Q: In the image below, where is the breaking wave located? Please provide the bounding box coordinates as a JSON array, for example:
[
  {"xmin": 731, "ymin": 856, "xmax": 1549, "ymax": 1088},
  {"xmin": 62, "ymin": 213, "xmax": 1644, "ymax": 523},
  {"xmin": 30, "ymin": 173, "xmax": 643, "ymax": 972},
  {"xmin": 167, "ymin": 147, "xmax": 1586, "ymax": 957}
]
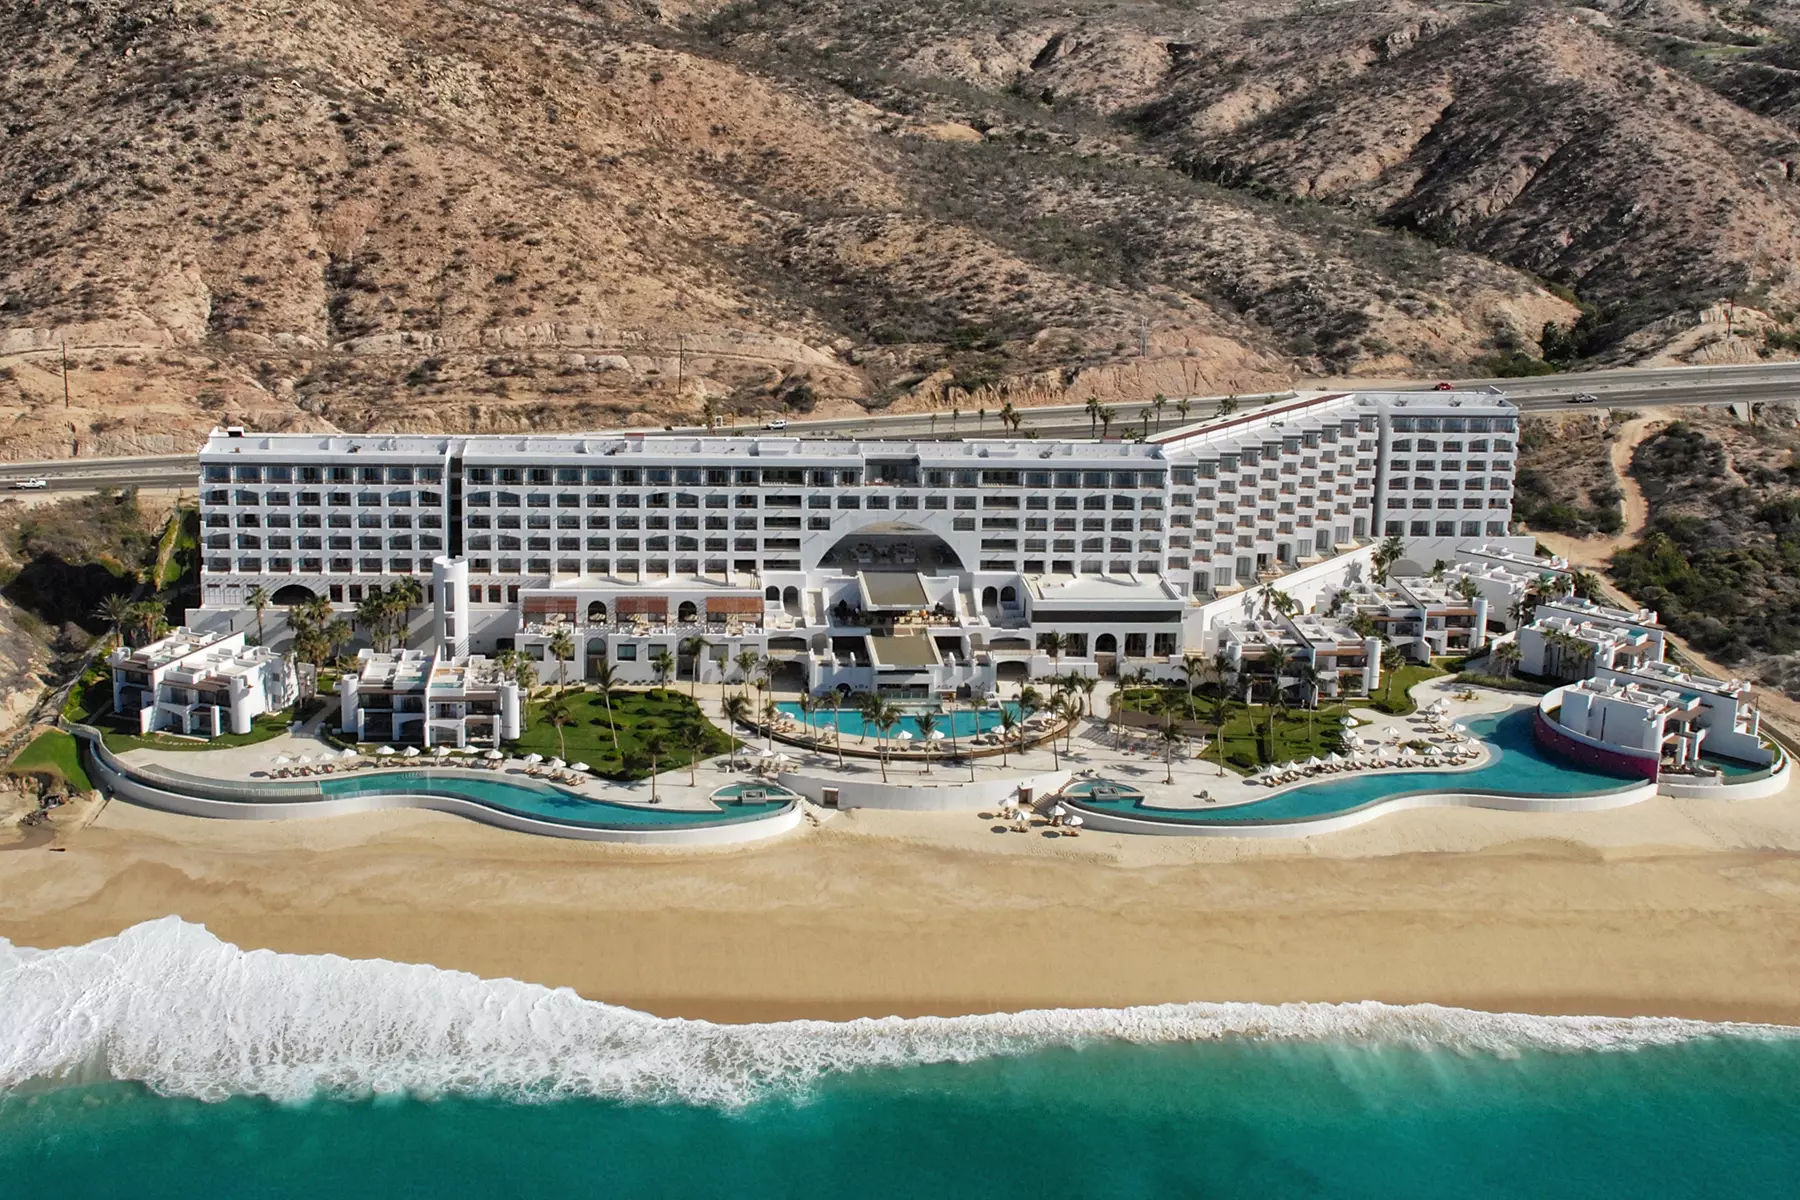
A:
[{"xmin": 2, "ymin": 918, "xmax": 1792, "ymax": 1106}]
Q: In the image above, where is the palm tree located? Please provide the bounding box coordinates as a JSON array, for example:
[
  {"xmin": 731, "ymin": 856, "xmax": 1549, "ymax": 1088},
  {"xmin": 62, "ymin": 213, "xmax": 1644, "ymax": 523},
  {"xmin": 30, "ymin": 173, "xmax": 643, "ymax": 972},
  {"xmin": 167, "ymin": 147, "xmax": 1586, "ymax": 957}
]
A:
[
  {"xmin": 721, "ymin": 693, "xmax": 751, "ymax": 769},
  {"xmin": 543, "ymin": 694, "xmax": 573, "ymax": 760},
  {"xmin": 1018, "ymin": 684, "xmax": 1044, "ymax": 720},
  {"xmin": 1218, "ymin": 396, "xmax": 1239, "ymax": 417},
  {"xmin": 391, "ymin": 576, "xmax": 424, "ymax": 642},
  {"xmin": 761, "ymin": 697, "xmax": 780, "ymax": 750},
  {"xmin": 873, "ymin": 701, "xmax": 901, "ymax": 783},
  {"xmin": 1492, "ymin": 641, "xmax": 1522, "ymax": 679},
  {"xmin": 825, "ymin": 688, "xmax": 845, "ymax": 768},
  {"xmin": 734, "ymin": 647, "xmax": 760, "ymax": 697},
  {"xmin": 915, "ymin": 710, "xmax": 938, "ymax": 774},
  {"xmin": 590, "ymin": 660, "xmax": 622, "ymax": 752},
  {"xmin": 548, "ymin": 628, "xmax": 575, "ymax": 694},
  {"xmin": 1085, "ymin": 395, "xmax": 1101, "ymax": 438},
  {"xmin": 1047, "ymin": 695, "xmax": 1075, "ymax": 770},
  {"xmin": 94, "ymin": 593, "xmax": 134, "ymax": 647},
  {"xmin": 1042, "ymin": 632, "xmax": 1066, "ymax": 669},
  {"xmin": 679, "ymin": 635, "xmax": 709, "ymax": 698},
  {"xmin": 1157, "ymin": 708, "xmax": 1183, "ymax": 785},
  {"xmin": 641, "ymin": 730, "xmax": 670, "ymax": 802},
  {"xmin": 796, "ymin": 691, "xmax": 817, "ymax": 746},
  {"xmin": 1570, "ymin": 569, "xmax": 1600, "ymax": 600},
  {"xmin": 1176, "ymin": 397, "xmax": 1191, "ymax": 423},
  {"xmin": 1264, "ymin": 693, "xmax": 1291, "ymax": 765},
  {"xmin": 1098, "ymin": 406, "xmax": 1116, "ymax": 440},
  {"xmin": 1265, "ymin": 644, "xmax": 1295, "ymax": 708},
  {"xmin": 247, "ymin": 586, "xmax": 270, "ymax": 644},
  {"xmin": 1295, "ymin": 662, "xmax": 1323, "ymax": 740},
  {"xmin": 650, "ymin": 647, "xmax": 676, "ymax": 691},
  {"xmin": 681, "ymin": 722, "xmax": 709, "ymax": 787},
  {"xmin": 854, "ymin": 690, "xmax": 881, "ymax": 745},
  {"xmin": 1206, "ymin": 693, "xmax": 1237, "ymax": 776},
  {"xmin": 997, "ymin": 707, "xmax": 1020, "ymax": 767},
  {"xmin": 514, "ymin": 659, "xmax": 538, "ymax": 728},
  {"xmin": 129, "ymin": 598, "xmax": 164, "ymax": 647},
  {"xmin": 1373, "ymin": 534, "xmax": 1406, "ymax": 585},
  {"xmin": 1153, "ymin": 393, "xmax": 1168, "ymax": 430}
]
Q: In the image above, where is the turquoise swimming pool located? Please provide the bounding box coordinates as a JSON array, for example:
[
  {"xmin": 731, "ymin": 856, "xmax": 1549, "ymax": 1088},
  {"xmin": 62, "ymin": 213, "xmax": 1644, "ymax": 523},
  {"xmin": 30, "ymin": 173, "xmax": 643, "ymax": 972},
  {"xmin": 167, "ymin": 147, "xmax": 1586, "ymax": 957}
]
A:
[
  {"xmin": 1064, "ymin": 709, "xmax": 1644, "ymax": 827},
  {"xmin": 319, "ymin": 770, "xmax": 792, "ymax": 828},
  {"xmin": 777, "ymin": 701, "xmax": 1022, "ymax": 741},
  {"xmin": 1060, "ymin": 779, "xmax": 1145, "ymax": 802}
]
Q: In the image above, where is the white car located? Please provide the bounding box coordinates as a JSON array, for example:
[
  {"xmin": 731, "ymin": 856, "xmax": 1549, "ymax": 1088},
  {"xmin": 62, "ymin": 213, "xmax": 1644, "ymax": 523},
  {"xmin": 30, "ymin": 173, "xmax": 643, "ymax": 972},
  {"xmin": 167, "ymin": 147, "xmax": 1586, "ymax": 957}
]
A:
[
  {"xmin": 762, "ymin": 418, "xmax": 788, "ymax": 431},
  {"xmin": 12, "ymin": 478, "xmax": 47, "ymax": 490}
]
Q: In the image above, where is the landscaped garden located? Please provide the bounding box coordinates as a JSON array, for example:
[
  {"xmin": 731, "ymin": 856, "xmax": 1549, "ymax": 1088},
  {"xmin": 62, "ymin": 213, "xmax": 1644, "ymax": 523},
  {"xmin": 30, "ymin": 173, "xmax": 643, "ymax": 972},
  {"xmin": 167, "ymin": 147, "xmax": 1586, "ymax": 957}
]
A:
[
  {"xmin": 1369, "ymin": 663, "xmax": 1447, "ymax": 715},
  {"xmin": 512, "ymin": 687, "xmax": 736, "ymax": 781},
  {"xmin": 9, "ymin": 730, "xmax": 94, "ymax": 791},
  {"xmin": 98, "ymin": 711, "xmax": 299, "ymax": 754},
  {"xmin": 1113, "ymin": 685, "xmax": 1363, "ymax": 772}
]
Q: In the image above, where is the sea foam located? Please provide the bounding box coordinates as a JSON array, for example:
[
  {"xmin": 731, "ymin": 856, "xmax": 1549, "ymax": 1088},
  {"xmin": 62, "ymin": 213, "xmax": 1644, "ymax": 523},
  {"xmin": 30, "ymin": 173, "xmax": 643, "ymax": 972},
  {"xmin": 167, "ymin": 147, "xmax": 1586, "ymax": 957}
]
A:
[{"xmin": 1, "ymin": 918, "xmax": 1791, "ymax": 1106}]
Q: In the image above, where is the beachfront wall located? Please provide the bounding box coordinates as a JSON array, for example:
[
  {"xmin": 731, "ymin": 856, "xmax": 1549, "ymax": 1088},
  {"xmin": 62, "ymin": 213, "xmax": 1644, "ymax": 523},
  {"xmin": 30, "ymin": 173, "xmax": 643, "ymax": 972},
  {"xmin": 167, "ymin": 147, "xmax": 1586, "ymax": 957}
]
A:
[
  {"xmin": 1531, "ymin": 691, "xmax": 1660, "ymax": 781},
  {"xmin": 70, "ymin": 724, "xmax": 802, "ymax": 846},
  {"xmin": 779, "ymin": 768, "xmax": 1071, "ymax": 811}
]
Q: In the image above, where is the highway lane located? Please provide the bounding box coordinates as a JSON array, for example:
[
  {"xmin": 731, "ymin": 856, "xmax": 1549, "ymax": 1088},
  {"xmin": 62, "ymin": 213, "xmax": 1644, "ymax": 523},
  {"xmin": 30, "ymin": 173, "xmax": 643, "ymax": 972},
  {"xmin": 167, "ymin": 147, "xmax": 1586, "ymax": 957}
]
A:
[{"xmin": 1, "ymin": 362, "xmax": 1796, "ymax": 489}]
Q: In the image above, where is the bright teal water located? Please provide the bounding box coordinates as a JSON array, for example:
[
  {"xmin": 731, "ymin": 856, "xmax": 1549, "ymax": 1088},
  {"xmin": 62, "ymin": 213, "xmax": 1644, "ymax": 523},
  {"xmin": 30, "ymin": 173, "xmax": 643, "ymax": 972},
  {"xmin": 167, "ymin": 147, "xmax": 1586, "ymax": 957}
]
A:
[
  {"xmin": 5, "ymin": 1037, "xmax": 1798, "ymax": 1198},
  {"xmin": 1062, "ymin": 779, "xmax": 1145, "ymax": 801},
  {"xmin": 1069, "ymin": 709, "xmax": 1640, "ymax": 826},
  {"xmin": 319, "ymin": 770, "xmax": 790, "ymax": 827},
  {"xmin": 779, "ymin": 701, "xmax": 1020, "ymax": 740}
]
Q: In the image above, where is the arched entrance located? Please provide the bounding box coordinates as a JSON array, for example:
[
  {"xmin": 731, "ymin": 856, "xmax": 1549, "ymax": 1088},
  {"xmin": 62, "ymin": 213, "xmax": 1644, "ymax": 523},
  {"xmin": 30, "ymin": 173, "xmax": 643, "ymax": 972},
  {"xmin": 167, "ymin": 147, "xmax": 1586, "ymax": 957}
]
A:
[
  {"xmin": 1095, "ymin": 633, "xmax": 1118, "ymax": 653},
  {"xmin": 587, "ymin": 600, "xmax": 606, "ymax": 625},
  {"xmin": 1095, "ymin": 632, "xmax": 1118, "ymax": 679},
  {"xmin": 817, "ymin": 524, "xmax": 966, "ymax": 572},
  {"xmin": 781, "ymin": 586, "xmax": 802, "ymax": 617},
  {"xmin": 765, "ymin": 585, "xmax": 781, "ymax": 602},
  {"xmin": 271, "ymin": 583, "xmax": 317, "ymax": 607}
]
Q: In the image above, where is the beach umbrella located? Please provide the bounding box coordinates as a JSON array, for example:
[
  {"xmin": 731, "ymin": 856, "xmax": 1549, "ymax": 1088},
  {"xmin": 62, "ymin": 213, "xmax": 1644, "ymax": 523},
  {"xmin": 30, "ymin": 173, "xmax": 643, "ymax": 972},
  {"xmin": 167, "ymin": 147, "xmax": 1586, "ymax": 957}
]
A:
[
  {"xmin": 376, "ymin": 746, "xmax": 395, "ymax": 757},
  {"xmin": 435, "ymin": 745, "xmax": 451, "ymax": 757},
  {"xmin": 1304, "ymin": 756, "xmax": 1322, "ymax": 769},
  {"xmin": 548, "ymin": 758, "xmax": 566, "ymax": 770},
  {"xmin": 401, "ymin": 746, "xmax": 420, "ymax": 758},
  {"xmin": 759, "ymin": 747, "xmax": 777, "ymax": 759},
  {"xmin": 339, "ymin": 747, "xmax": 358, "ymax": 760},
  {"xmin": 1339, "ymin": 716, "xmax": 1359, "ymax": 728},
  {"xmin": 1065, "ymin": 815, "xmax": 1083, "ymax": 828},
  {"xmin": 272, "ymin": 754, "xmax": 291, "ymax": 766},
  {"xmin": 569, "ymin": 762, "xmax": 590, "ymax": 774},
  {"xmin": 1425, "ymin": 744, "xmax": 1444, "ymax": 757},
  {"xmin": 927, "ymin": 729, "xmax": 946, "ymax": 742},
  {"xmin": 1326, "ymin": 753, "xmax": 1344, "ymax": 765},
  {"xmin": 485, "ymin": 749, "xmax": 504, "ymax": 761},
  {"xmin": 294, "ymin": 754, "xmax": 312, "ymax": 766},
  {"xmin": 1050, "ymin": 803, "xmax": 1068, "ymax": 818},
  {"xmin": 523, "ymin": 753, "xmax": 543, "ymax": 765}
]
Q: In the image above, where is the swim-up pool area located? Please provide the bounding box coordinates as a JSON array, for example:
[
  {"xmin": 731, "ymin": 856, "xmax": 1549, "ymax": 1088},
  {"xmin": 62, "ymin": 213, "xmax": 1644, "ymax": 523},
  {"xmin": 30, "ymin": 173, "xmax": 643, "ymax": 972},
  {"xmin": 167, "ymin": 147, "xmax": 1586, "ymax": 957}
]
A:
[
  {"xmin": 777, "ymin": 701, "xmax": 1021, "ymax": 740},
  {"xmin": 1062, "ymin": 709, "xmax": 1646, "ymax": 829},
  {"xmin": 315, "ymin": 770, "xmax": 795, "ymax": 828}
]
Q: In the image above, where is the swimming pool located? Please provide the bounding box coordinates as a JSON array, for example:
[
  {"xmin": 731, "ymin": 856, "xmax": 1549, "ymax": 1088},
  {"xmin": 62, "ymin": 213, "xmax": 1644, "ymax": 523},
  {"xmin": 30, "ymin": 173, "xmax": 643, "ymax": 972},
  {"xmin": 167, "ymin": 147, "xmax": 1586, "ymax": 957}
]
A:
[
  {"xmin": 777, "ymin": 701, "xmax": 1022, "ymax": 741},
  {"xmin": 1059, "ymin": 779, "xmax": 1145, "ymax": 803},
  {"xmin": 1064, "ymin": 709, "xmax": 1644, "ymax": 827},
  {"xmin": 319, "ymin": 770, "xmax": 792, "ymax": 828}
]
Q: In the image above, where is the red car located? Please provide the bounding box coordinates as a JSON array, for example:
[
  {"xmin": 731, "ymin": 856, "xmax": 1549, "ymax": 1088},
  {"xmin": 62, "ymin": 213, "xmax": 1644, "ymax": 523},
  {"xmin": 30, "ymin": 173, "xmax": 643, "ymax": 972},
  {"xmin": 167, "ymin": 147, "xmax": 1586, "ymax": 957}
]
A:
[{"xmin": 1433, "ymin": 381, "xmax": 1454, "ymax": 391}]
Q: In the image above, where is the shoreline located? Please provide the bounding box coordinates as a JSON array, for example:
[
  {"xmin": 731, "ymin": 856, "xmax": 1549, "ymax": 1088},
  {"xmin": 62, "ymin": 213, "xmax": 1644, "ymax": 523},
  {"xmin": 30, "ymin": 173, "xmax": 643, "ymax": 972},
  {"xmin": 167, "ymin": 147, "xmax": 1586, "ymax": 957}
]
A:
[{"xmin": 5, "ymin": 788, "xmax": 1800, "ymax": 1029}]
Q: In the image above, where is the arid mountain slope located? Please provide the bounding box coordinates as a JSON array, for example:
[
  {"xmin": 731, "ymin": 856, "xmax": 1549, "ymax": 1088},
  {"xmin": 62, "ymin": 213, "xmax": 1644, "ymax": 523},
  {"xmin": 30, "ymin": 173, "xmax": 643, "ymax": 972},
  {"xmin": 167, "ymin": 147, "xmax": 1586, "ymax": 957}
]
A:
[{"xmin": 4, "ymin": 0, "xmax": 1795, "ymax": 456}]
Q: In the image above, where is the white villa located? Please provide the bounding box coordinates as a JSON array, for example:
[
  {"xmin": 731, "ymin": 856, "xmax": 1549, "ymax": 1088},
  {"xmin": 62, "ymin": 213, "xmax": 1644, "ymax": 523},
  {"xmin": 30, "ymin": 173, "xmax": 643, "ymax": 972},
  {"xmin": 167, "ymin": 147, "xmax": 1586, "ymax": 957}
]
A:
[
  {"xmin": 337, "ymin": 645, "xmax": 522, "ymax": 748},
  {"xmin": 109, "ymin": 628, "xmax": 297, "ymax": 738},
  {"xmin": 1517, "ymin": 596, "xmax": 1666, "ymax": 679}
]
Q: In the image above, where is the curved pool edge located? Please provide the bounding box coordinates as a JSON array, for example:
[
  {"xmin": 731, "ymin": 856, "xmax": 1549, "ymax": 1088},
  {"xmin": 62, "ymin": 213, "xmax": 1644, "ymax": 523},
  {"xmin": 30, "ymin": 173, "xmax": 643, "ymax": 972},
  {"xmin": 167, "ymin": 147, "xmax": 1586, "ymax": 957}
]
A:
[
  {"xmin": 1063, "ymin": 779, "xmax": 1661, "ymax": 838},
  {"xmin": 68, "ymin": 723, "xmax": 805, "ymax": 847}
]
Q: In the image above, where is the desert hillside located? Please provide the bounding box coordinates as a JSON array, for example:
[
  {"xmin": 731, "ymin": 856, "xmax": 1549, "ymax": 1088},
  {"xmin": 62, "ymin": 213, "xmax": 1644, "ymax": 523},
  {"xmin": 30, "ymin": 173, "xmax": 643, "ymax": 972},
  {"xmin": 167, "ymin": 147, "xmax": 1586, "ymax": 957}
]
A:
[{"xmin": 2, "ymin": 1, "xmax": 1797, "ymax": 455}]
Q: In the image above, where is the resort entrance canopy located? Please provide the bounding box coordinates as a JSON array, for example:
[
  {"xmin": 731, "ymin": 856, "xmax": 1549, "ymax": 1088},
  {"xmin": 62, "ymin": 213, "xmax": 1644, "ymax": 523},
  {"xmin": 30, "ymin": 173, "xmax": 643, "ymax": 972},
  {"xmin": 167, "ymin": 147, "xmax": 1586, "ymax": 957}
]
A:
[{"xmin": 858, "ymin": 571, "xmax": 928, "ymax": 611}]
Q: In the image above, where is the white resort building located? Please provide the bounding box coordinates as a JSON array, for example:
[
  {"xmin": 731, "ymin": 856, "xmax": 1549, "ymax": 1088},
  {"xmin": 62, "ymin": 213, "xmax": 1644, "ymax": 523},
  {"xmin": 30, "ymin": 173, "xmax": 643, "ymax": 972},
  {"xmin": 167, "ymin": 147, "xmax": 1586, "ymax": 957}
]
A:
[
  {"xmin": 109, "ymin": 628, "xmax": 298, "ymax": 738},
  {"xmin": 1517, "ymin": 596, "xmax": 1667, "ymax": 679},
  {"xmin": 187, "ymin": 390, "xmax": 1521, "ymax": 697},
  {"xmin": 337, "ymin": 646, "xmax": 523, "ymax": 748}
]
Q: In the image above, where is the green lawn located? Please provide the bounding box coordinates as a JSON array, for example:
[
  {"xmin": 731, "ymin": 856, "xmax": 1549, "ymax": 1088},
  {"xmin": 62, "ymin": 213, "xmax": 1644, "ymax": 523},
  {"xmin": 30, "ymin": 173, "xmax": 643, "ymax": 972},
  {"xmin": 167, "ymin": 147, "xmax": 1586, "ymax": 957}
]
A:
[
  {"xmin": 61, "ymin": 666, "xmax": 112, "ymax": 724},
  {"xmin": 100, "ymin": 711, "xmax": 295, "ymax": 753},
  {"xmin": 511, "ymin": 688, "xmax": 736, "ymax": 780},
  {"xmin": 1370, "ymin": 663, "xmax": 1447, "ymax": 715},
  {"xmin": 9, "ymin": 730, "xmax": 94, "ymax": 791},
  {"xmin": 1113, "ymin": 686, "xmax": 1362, "ymax": 772}
]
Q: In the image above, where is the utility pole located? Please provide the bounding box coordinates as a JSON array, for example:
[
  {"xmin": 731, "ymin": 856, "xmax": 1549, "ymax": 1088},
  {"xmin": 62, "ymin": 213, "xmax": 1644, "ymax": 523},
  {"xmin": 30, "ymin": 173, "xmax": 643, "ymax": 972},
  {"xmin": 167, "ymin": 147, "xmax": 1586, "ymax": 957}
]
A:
[
  {"xmin": 675, "ymin": 333, "xmax": 685, "ymax": 400},
  {"xmin": 60, "ymin": 340, "xmax": 71, "ymax": 409}
]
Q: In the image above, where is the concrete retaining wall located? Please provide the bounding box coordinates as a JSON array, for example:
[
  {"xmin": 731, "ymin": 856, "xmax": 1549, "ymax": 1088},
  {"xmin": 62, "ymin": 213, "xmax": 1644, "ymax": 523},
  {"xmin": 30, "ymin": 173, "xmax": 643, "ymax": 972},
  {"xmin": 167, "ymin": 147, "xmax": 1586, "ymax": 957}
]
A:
[
  {"xmin": 779, "ymin": 767, "xmax": 1071, "ymax": 811},
  {"xmin": 74, "ymin": 725, "xmax": 803, "ymax": 846},
  {"xmin": 1657, "ymin": 756, "xmax": 1791, "ymax": 801},
  {"xmin": 1532, "ymin": 695, "xmax": 1660, "ymax": 780},
  {"xmin": 1069, "ymin": 779, "xmax": 1659, "ymax": 839}
]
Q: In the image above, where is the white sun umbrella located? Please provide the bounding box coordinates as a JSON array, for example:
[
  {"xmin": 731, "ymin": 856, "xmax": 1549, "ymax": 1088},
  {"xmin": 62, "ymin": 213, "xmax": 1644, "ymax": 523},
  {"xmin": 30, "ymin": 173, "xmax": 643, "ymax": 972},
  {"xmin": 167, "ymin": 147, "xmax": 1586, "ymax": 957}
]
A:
[
  {"xmin": 1065, "ymin": 814, "xmax": 1084, "ymax": 828},
  {"xmin": 339, "ymin": 747, "xmax": 358, "ymax": 760},
  {"xmin": 485, "ymin": 749, "xmax": 504, "ymax": 760},
  {"xmin": 294, "ymin": 754, "xmax": 311, "ymax": 766},
  {"xmin": 1425, "ymin": 744, "xmax": 1444, "ymax": 756},
  {"xmin": 376, "ymin": 745, "xmax": 396, "ymax": 757},
  {"xmin": 1326, "ymin": 752, "xmax": 1344, "ymax": 765},
  {"xmin": 1304, "ymin": 756, "xmax": 1322, "ymax": 769},
  {"xmin": 272, "ymin": 754, "xmax": 291, "ymax": 766},
  {"xmin": 548, "ymin": 757, "xmax": 566, "ymax": 770},
  {"xmin": 927, "ymin": 729, "xmax": 946, "ymax": 742},
  {"xmin": 435, "ymin": 745, "xmax": 451, "ymax": 757},
  {"xmin": 569, "ymin": 762, "xmax": 591, "ymax": 774},
  {"xmin": 896, "ymin": 730, "xmax": 914, "ymax": 746},
  {"xmin": 759, "ymin": 747, "xmax": 778, "ymax": 759},
  {"xmin": 1339, "ymin": 716, "xmax": 1359, "ymax": 728},
  {"xmin": 401, "ymin": 746, "xmax": 420, "ymax": 758},
  {"xmin": 1050, "ymin": 803, "xmax": 1068, "ymax": 818},
  {"xmin": 523, "ymin": 752, "xmax": 543, "ymax": 765}
]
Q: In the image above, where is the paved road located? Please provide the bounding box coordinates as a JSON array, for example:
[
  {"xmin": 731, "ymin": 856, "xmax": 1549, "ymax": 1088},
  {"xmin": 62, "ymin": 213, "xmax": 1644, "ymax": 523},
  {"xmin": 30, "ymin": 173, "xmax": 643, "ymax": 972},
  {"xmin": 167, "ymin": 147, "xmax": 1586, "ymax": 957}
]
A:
[{"xmin": 1, "ymin": 361, "xmax": 1795, "ymax": 491}]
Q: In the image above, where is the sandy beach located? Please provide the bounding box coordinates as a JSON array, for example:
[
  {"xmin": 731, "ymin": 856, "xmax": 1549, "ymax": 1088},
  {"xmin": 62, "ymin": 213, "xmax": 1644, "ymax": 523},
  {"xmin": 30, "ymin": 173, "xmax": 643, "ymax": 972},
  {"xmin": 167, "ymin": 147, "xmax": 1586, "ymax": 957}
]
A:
[{"xmin": 5, "ymin": 779, "xmax": 1800, "ymax": 1025}]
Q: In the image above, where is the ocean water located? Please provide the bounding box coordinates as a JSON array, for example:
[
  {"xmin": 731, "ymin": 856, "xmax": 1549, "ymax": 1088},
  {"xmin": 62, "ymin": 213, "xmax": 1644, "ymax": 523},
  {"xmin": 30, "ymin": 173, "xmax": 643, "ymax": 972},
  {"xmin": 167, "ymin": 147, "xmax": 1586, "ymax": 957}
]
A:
[{"xmin": 3, "ymin": 920, "xmax": 1797, "ymax": 1198}]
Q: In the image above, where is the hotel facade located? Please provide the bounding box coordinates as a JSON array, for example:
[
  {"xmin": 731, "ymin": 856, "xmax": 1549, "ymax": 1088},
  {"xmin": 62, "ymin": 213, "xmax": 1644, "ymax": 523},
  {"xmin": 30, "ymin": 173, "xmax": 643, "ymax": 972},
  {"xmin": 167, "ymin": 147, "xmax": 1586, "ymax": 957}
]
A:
[{"xmin": 189, "ymin": 391, "xmax": 1520, "ymax": 696}]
